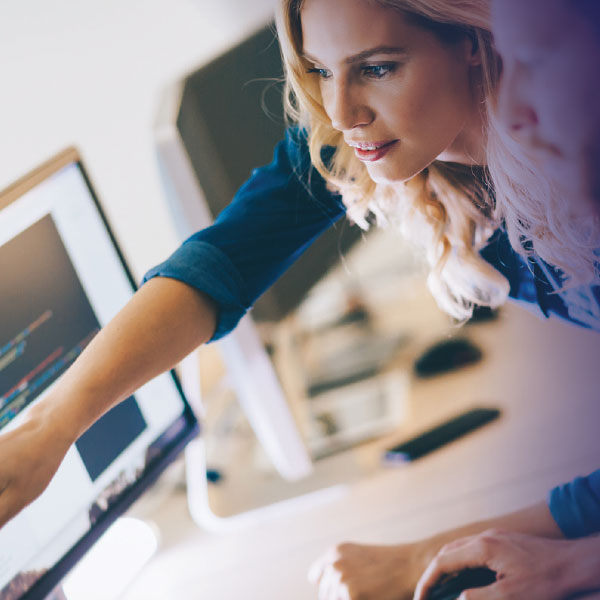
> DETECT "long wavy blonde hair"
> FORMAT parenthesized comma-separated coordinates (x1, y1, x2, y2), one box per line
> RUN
(275, 0, 599, 320)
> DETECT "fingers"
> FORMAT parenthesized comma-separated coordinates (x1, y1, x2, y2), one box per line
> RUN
(319, 565, 343, 600)
(0, 489, 18, 530)
(457, 586, 503, 600)
(309, 546, 340, 584)
(312, 563, 346, 600)
(309, 545, 360, 600)
(413, 534, 496, 600)
(309, 541, 412, 600)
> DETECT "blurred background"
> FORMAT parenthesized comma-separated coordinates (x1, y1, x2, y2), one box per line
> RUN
(0, 0, 277, 279)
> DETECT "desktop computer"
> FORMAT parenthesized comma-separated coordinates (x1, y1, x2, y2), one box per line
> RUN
(0, 148, 198, 600)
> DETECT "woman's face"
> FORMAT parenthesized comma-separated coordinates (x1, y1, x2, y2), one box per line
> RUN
(300, 0, 484, 184)
(492, 0, 600, 210)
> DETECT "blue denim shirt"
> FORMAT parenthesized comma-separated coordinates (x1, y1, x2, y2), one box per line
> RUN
(549, 471, 600, 538)
(143, 127, 600, 537)
(144, 128, 345, 340)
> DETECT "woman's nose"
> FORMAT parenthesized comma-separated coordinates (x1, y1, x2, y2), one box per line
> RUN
(326, 80, 374, 132)
(498, 61, 539, 135)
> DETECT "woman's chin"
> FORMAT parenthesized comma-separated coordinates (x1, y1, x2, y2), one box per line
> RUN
(364, 162, 422, 185)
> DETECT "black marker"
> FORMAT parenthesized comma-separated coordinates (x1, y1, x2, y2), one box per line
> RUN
(383, 407, 501, 463)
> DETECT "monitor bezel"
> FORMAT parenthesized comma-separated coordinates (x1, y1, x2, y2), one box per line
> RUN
(0, 147, 199, 600)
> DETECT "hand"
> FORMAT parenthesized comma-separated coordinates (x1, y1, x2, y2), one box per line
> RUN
(308, 541, 427, 600)
(413, 529, 593, 600)
(0, 405, 72, 528)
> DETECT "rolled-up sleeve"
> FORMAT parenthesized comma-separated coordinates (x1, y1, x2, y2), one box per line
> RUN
(548, 470, 600, 538)
(143, 128, 346, 341)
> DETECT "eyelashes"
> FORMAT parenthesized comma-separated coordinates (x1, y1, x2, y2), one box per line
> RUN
(306, 67, 332, 79)
(360, 63, 398, 78)
(306, 62, 399, 81)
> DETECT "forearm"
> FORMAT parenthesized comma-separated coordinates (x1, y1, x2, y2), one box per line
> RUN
(31, 276, 217, 444)
(418, 501, 565, 566)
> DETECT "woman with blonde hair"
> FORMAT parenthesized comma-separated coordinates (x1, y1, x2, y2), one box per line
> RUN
(300, 0, 600, 598)
(278, 0, 599, 320)
(0, 0, 598, 597)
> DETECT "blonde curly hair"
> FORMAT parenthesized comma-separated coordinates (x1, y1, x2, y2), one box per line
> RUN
(275, 0, 599, 320)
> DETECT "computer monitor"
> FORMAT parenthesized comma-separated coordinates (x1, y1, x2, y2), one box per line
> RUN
(0, 148, 198, 600)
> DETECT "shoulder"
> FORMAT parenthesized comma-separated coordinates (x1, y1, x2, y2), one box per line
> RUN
(482, 230, 600, 332)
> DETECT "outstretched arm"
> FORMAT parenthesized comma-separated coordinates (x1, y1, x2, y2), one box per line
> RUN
(0, 276, 216, 528)
(0, 128, 344, 530)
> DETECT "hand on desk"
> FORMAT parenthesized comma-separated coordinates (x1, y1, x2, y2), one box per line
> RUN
(414, 529, 600, 600)
(308, 541, 428, 600)
(308, 503, 600, 600)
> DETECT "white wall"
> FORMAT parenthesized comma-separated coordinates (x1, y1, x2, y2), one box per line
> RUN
(0, 0, 276, 279)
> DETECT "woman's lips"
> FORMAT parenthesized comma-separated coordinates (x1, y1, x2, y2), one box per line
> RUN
(349, 140, 398, 162)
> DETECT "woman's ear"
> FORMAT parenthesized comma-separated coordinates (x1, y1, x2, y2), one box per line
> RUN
(466, 31, 482, 66)
(463, 31, 481, 67)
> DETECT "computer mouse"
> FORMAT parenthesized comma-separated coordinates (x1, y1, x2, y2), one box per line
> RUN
(468, 305, 499, 324)
(427, 567, 497, 600)
(414, 337, 482, 377)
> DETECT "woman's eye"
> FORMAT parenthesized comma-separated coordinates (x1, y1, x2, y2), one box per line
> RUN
(361, 63, 397, 79)
(306, 67, 332, 80)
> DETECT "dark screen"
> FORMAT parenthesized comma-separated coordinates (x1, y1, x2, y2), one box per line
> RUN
(0, 215, 147, 481)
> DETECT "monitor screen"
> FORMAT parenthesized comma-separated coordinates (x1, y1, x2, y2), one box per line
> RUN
(0, 149, 198, 600)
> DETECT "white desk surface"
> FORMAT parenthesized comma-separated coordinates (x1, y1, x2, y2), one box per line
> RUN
(121, 302, 600, 600)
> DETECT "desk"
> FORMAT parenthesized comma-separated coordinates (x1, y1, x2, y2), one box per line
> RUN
(121, 302, 600, 600)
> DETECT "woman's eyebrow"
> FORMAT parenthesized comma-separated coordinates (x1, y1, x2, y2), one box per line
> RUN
(302, 45, 408, 65)
(345, 45, 409, 63)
